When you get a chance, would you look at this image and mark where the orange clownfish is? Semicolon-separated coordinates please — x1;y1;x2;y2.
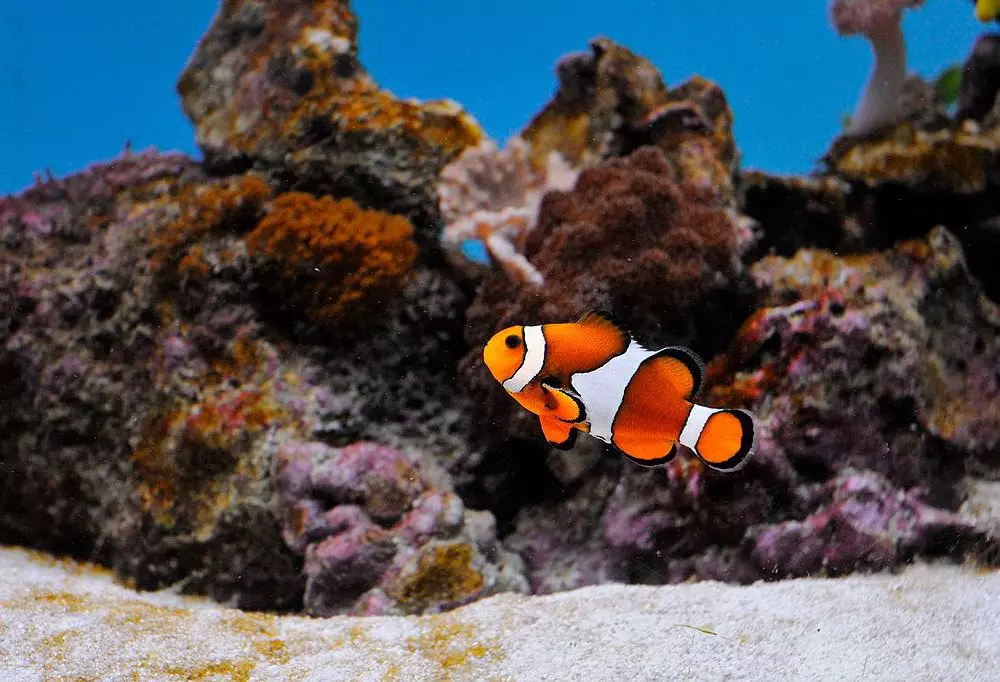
483;310;757;471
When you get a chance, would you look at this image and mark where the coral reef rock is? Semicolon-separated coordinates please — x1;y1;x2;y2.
752;469;977;578
823;72;1000;272
272;440;526;616
720;226;1000;467
0;146;506;613
177;0;483;226
503;227;999;592
957;33;1000;124
523;38;739;204
739;170;855;257
827;121;1000;195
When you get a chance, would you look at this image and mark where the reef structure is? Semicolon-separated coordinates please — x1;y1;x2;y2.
177;0;484;228
1;2;998;619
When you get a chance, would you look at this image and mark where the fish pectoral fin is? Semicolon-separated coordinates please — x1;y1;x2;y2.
541;382;587;423
647;346;705;400
539;416;578;450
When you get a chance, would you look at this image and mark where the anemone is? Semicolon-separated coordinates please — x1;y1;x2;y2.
831;0;925;136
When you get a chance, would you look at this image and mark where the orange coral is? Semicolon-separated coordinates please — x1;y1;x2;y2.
151;175;271;276
246;193;417;324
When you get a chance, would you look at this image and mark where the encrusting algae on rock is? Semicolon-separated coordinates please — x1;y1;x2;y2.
150;174;272;279
246;193;417;327
394;542;487;613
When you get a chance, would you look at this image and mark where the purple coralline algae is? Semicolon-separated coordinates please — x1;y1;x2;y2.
273;440;526;615
753;469;975;578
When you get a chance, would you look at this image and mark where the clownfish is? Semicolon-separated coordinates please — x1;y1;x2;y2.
483;310;756;471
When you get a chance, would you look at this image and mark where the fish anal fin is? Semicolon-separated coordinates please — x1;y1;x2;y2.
542;383;586;423
646;346;705;400
618;442;678;467
540;416;578;450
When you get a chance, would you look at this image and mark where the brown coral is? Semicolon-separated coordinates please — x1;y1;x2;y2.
245;193;417;326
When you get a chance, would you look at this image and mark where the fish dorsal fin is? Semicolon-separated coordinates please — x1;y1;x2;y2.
576;309;631;346
644;346;705;400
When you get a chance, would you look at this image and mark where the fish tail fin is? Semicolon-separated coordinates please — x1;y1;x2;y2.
679;405;756;472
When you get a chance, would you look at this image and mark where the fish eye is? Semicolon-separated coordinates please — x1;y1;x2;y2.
504;334;521;349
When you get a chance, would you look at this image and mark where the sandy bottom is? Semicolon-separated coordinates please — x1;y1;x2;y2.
0;545;996;681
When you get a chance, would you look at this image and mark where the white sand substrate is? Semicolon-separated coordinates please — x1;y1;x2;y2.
0;545;996;681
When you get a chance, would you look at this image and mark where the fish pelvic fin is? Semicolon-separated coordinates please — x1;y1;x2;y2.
539;415;578;450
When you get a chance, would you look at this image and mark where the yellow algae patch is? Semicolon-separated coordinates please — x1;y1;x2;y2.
162;660;255;681
101;599;191;636
252;637;290;665
406;616;500;675
37;629;82;666
21;548;114;578
396;543;485;613
221;610;278;638
219;611;294;666
1;590;91;614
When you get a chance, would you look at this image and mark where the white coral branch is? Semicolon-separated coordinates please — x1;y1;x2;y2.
439;138;578;286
